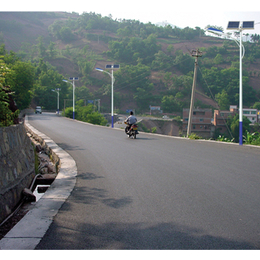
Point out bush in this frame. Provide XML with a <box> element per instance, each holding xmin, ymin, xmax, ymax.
<box><xmin>0</xmin><ymin>88</ymin><xmax>19</xmax><ymax>127</ymax></box>
<box><xmin>151</xmin><ymin>127</ymin><xmax>157</xmax><ymax>133</ymax></box>
<box><xmin>64</xmin><ymin>107</ymin><xmax>75</xmax><ymax>119</ymax></box>
<box><xmin>188</xmin><ymin>133</ymin><xmax>201</xmax><ymax>140</ymax></box>
<box><xmin>86</xmin><ymin>111</ymin><xmax>107</xmax><ymax>126</ymax></box>
<box><xmin>216</xmin><ymin>135</ymin><xmax>234</xmax><ymax>143</ymax></box>
<box><xmin>244</xmin><ymin>131</ymin><xmax>260</xmax><ymax>146</ymax></box>
<box><xmin>64</xmin><ymin>103</ymin><xmax>107</xmax><ymax>126</ymax></box>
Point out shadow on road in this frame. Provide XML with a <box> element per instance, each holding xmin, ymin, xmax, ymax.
<box><xmin>35</xmin><ymin>171</ymin><xmax>257</xmax><ymax>250</ymax></box>
<box><xmin>126</xmin><ymin>136</ymin><xmax>158</xmax><ymax>141</ymax></box>
<box><xmin>56</xmin><ymin>143</ymin><xmax>85</xmax><ymax>151</ymax></box>
<box><xmin>36</xmin><ymin>220</ymin><xmax>257</xmax><ymax>250</ymax></box>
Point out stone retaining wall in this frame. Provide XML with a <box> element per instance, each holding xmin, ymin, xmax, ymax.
<box><xmin>25</xmin><ymin>124</ymin><xmax>60</xmax><ymax>174</ymax></box>
<box><xmin>0</xmin><ymin>122</ymin><xmax>35</xmax><ymax>223</ymax></box>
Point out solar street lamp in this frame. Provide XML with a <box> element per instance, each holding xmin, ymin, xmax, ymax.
<box><xmin>207</xmin><ymin>21</ymin><xmax>254</xmax><ymax>145</ymax></box>
<box><xmin>51</xmin><ymin>88</ymin><xmax>61</xmax><ymax>114</ymax></box>
<box><xmin>63</xmin><ymin>77</ymin><xmax>79</xmax><ymax>120</ymax></box>
<box><xmin>226</xmin><ymin>21</ymin><xmax>254</xmax><ymax>145</ymax></box>
<box><xmin>95</xmin><ymin>65</ymin><xmax>120</xmax><ymax>128</ymax></box>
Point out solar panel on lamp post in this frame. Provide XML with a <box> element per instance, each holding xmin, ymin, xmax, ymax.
<box><xmin>207</xmin><ymin>21</ymin><xmax>254</xmax><ymax>145</ymax></box>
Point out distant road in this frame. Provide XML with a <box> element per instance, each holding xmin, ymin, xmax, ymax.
<box><xmin>28</xmin><ymin>113</ymin><xmax>260</xmax><ymax>249</ymax></box>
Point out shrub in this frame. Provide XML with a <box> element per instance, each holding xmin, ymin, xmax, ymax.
<box><xmin>216</xmin><ymin>135</ymin><xmax>234</xmax><ymax>143</ymax></box>
<box><xmin>151</xmin><ymin>127</ymin><xmax>157</xmax><ymax>133</ymax></box>
<box><xmin>0</xmin><ymin>88</ymin><xmax>19</xmax><ymax>127</ymax></box>
<box><xmin>64</xmin><ymin>107</ymin><xmax>75</xmax><ymax>119</ymax></box>
<box><xmin>64</xmin><ymin>104</ymin><xmax>107</xmax><ymax>126</ymax></box>
<box><xmin>188</xmin><ymin>133</ymin><xmax>201</xmax><ymax>140</ymax></box>
<box><xmin>244</xmin><ymin>131</ymin><xmax>260</xmax><ymax>146</ymax></box>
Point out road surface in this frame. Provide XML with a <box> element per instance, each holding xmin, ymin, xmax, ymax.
<box><xmin>27</xmin><ymin>113</ymin><xmax>260</xmax><ymax>249</ymax></box>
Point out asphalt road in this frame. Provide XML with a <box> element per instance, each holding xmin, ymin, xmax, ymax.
<box><xmin>28</xmin><ymin>113</ymin><xmax>260</xmax><ymax>249</ymax></box>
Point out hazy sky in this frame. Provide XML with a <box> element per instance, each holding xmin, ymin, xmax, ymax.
<box><xmin>2</xmin><ymin>0</ymin><xmax>260</xmax><ymax>34</ymax></box>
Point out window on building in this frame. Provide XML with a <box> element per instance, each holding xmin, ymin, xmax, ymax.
<box><xmin>194</xmin><ymin>111</ymin><xmax>205</xmax><ymax>116</ymax></box>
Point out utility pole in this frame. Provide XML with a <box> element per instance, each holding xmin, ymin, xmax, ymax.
<box><xmin>187</xmin><ymin>49</ymin><xmax>202</xmax><ymax>137</ymax></box>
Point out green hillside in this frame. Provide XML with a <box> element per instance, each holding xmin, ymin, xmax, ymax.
<box><xmin>1</xmin><ymin>11</ymin><xmax>260</xmax><ymax>114</ymax></box>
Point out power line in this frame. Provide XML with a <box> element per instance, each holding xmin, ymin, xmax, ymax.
<box><xmin>197</xmin><ymin>64</ymin><xmax>234</xmax><ymax>139</ymax></box>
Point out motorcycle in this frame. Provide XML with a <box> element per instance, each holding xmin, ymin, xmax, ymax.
<box><xmin>124</xmin><ymin>121</ymin><xmax>139</xmax><ymax>139</ymax></box>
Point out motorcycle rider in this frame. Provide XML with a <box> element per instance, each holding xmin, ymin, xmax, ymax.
<box><xmin>125</xmin><ymin>111</ymin><xmax>137</xmax><ymax>134</ymax></box>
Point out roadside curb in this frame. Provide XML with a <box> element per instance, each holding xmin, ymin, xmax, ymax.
<box><xmin>0</xmin><ymin>117</ymin><xmax>77</xmax><ymax>250</ymax></box>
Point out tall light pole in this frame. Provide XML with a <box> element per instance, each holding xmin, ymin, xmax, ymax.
<box><xmin>207</xmin><ymin>21</ymin><xmax>254</xmax><ymax>145</ymax></box>
<box><xmin>52</xmin><ymin>88</ymin><xmax>61</xmax><ymax>114</ymax></box>
<box><xmin>63</xmin><ymin>77</ymin><xmax>79</xmax><ymax>120</ymax></box>
<box><xmin>95</xmin><ymin>64</ymin><xmax>120</xmax><ymax>128</ymax></box>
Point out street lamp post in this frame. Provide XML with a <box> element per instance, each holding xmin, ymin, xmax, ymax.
<box><xmin>95</xmin><ymin>65</ymin><xmax>120</xmax><ymax>128</ymax></box>
<box><xmin>63</xmin><ymin>77</ymin><xmax>79</xmax><ymax>120</ymax></box>
<box><xmin>207</xmin><ymin>21</ymin><xmax>254</xmax><ymax>145</ymax></box>
<box><xmin>52</xmin><ymin>88</ymin><xmax>61</xmax><ymax>114</ymax></box>
<box><xmin>239</xmin><ymin>26</ymin><xmax>243</xmax><ymax>145</ymax></box>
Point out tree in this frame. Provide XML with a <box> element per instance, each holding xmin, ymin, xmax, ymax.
<box><xmin>107</xmin><ymin>34</ymin><xmax>160</xmax><ymax>64</ymax></box>
<box><xmin>37</xmin><ymin>36</ymin><xmax>47</xmax><ymax>58</ymax></box>
<box><xmin>215</xmin><ymin>89</ymin><xmax>230</xmax><ymax>110</ymax></box>
<box><xmin>48</xmin><ymin>41</ymin><xmax>57</xmax><ymax>59</ymax></box>
<box><xmin>48</xmin><ymin>20</ymin><xmax>64</xmax><ymax>39</ymax></box>
<box><xmin>161</xmin><ymin>95</ymin><xmax>176</xmax><ymax>112</ymax></box>
<box><xmin>0</xmin><ymin>58</ymin><xmax>19</xmax><ymax>126</ymax></box>
<box><xmin>115</xmin><ymin>64</ymin><xmax>151</xmax><ymax>92</ymax></box>
<box><xmin>33</xmin><ymin>61</ymin><xmax>69</xmax><ymax>110</ymax></box>
<box><xmin>174</xmin><ymin>50</ymin><xmax>194</xmax><ymax>74</ymax></box>
<box><xmin>214</xmin><ymin>54</ymin><xmax>224</xmax><ymax>64</ymax></box>
<box><xmin>59</xmin><ymin>27</ymin><xmax>75</xmax><ymax>42</ymax></box>
<box><xmin>201</xmin><ymin>67</ymin><xmax>222</xmax><ymax>96</ymax></box>
<box><xmin>6</xmin><ymin>60</ymin><xmax>35</xmax><ymax>110</ymax></box>
<box><xmin>161</xmin><ymin>92</ymin><xmax>185</xmax><ymax>113</ymax></box>
<box><xmin>171</xmin><ymin>75</ymin><xmax>193</xmax><ymax>95</ymax></box>
<box><xmin>250</xmin><ymin>34</ymin><xmax>260</xmax><ymax>43</ymax></box>
<box><xmin>78</xmin><ymin>59</ymin><xmax>94</xmax><ymax>78</ymax></box>
<box><xmin>75</xmin><ymin>86</ymin><xmax>93</xmax><ymax>101</ymax></box>
<box><xmin>117</xmin><ymin>26</ymin><xmax>133</xmax><ymax>37</ymax></box>
<box><xmin>0</xmin><ymin>87</ymin><xmax>19</xmax><ymax>126</ymax></box>
<box><xmin>152</xmin><ymin>50</ymin><xmax>172</xmax><ymax>70</ymax></box>
<box><xmin>253</xmin><ymin>102</ymin><xmax>260</xmax><ymax>110</ymax></box>
<box><xmin>227</xmin><ymin>114</ymin><xmax>251</xmax><ymax>143</ymax></box>
<box><xmin>133</xmin><ymin>84</ymin><xmax>154</xmax><ymax>112</ymax></box>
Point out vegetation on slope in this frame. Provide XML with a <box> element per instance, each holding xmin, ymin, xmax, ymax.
<box><xmin>1</xmin><ymin>12</ymin><xmax>260</xmax><ymax>134</ymax></box>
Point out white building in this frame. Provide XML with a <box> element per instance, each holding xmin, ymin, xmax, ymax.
<box><xmin>243</xmin><ymin>108</ymin><xmax>258</xmax><ymax>124</ymax></box>
<box><xmin>230</xmin><ymin>105</ymin><xmax>258</xmax><ymax>124</ymax></box>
